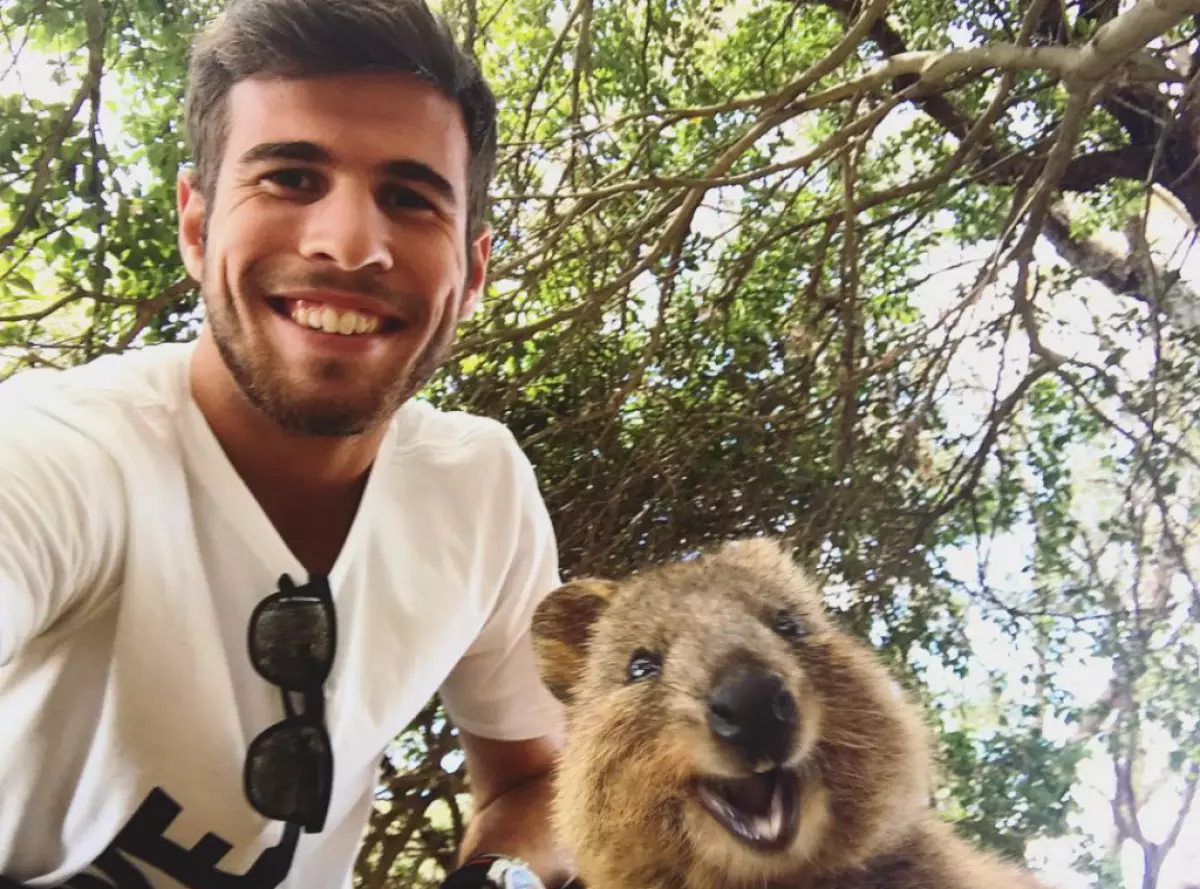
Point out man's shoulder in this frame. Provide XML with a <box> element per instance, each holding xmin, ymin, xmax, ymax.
<box><xmin>383</xmin><ymin>400</ymin><xmax>546</xmax><ymax>511</ymax></box>
<box><xmin>0</xmin><ymin>343</ymin><xmax>191</xmax><ymax>454</ymax></box>
<box><xmin>0</xmin><ymin>342</ymin><xmax>191</xmax><ymax>414</ymax></box>
<box><xmin>390</xmin><ymin>398</ymin><xmax>529</xmax><ymax>463</ymax></box>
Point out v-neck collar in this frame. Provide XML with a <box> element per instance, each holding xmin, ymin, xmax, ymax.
<box><xmin>172</xmin><ymin>353</ymin><xmax>399</xmax><ymax>591</ymax></box>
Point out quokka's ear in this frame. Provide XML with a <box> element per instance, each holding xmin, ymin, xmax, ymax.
<box><xmin>532</xmin><ymin>578</ymin><xmax>617</xmax><ymax>704</ymax></box>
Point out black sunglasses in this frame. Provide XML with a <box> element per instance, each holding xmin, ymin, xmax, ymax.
<box><xmin>244</xmin><ymin>572</ymin><xmax>337</xmax><ymax>834</ymax></box>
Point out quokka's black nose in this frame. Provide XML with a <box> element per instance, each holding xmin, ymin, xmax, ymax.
<box><xmin>707</xmin><ymin>663</ymin><xmax>797</xmax><ymax>767</ymax></box>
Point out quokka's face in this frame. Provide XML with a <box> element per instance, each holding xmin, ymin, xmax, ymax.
<box><xmin>533</xmin><ymin>538</ymin><xmax>929</xmax><ymax>886</ymax></box>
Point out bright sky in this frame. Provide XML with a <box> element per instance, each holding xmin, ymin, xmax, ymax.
<box><xmin>894</xmin><ymin>177</ymin><xmax>1200</xmax><ymax>889</ymax></box>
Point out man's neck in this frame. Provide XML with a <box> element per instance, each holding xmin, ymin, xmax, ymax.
<box><xmin>188</xmin><ymin>333</ymin><xmax>387</xmax><ymax>575</ymax></box>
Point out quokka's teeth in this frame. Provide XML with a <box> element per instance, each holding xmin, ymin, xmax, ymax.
<box><xmin>767</xmin><ymin>782</ymin><xmax>784</xmax><ymax>837</ymax></box>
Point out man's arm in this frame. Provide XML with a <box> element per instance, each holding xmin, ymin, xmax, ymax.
<box><xmin>0</xmin><ymin>391</ymin><xmax>126</xmax><ymax>666</ymax></box>
<box><xmin>456</xmin><ymin>730</ymin><xmax>573</xmax><ymax>889</ymax></box>
<box><xmin>437</xmin><ymin>432</ymin><xmax>573</xmax><ymax>887</ymax></box>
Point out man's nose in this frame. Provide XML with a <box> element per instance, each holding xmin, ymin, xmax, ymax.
<box><xmin>297</xmin><ymin>181</ymin><xmax>393</xmax><ymax>272</ymax></box>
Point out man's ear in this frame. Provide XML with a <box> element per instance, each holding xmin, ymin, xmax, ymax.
<box><xmin>177</xmin><ymin>167</ymin><xmax>207</xmax><ymax>283</ymax></box>
<box><xmin>458</xmin><ymin>223</ymin><xmax>492</xmax><ymax>320</ymax></box>
<box><xmin>531</xmin><ymin>578</ymin><xmax>617</xmax><ymax>704</ymax></box>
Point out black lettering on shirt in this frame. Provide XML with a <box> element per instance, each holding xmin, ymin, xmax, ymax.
<box><xmin>0</xmin><ymin>788</ymin><xmax>298</xmax><ymax>889</ymax></box>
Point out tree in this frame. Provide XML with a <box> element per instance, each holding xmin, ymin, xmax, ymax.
<box><xmin>2</xmin><ymin>0</ymin><xmax>1198</xmax><ymax>886</ymax></box>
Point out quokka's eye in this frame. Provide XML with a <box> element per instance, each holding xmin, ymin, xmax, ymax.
<box><xmin>628</xmin><ymin>648</ymin><xmax>663</xmax><ymax>682</ymax></box>
<box><xmin>772</xmin><ymin>609</ymin><xmax>806</xmax><ymax>643</ymax></box>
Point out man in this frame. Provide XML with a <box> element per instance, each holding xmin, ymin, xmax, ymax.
<box><xmin>0</xmin><ymin>1</ymin><xmax>574</xmax><ymax>887</ymax></box>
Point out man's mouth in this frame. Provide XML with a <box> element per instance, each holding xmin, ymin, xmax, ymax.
<box><xmin>268</xmin><ymin>298</ymin><xmax>402</xmax><ymax>337</ymax></box>
<box><xmin>694</xmin><ymin>768</ymin><xmax>799</xmax><ymax>851</ymax></box>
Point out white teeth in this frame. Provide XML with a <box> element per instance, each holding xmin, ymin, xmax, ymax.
<box><xmin>745</xmin><ymin>789</ymin><xmax>783</xmax><ymax>842</ymax></box>
<box><xmin>767</xmin><ymin>780</ymin><xmax>784</xmax><ymax>837</ymax></box>
<box><xmin>287</xmin><ymin>301</ymin><xmax>382</xmax><ymax>336</ymax></box>
<box><xmin>697</xmin><ymin>775</ymin><xmax>788</xmax><ymax>845</ymax></box>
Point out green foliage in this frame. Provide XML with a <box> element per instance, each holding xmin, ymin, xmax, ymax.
<box><xmin>1076</xmin><ymin>848</ymin><xmax>1129</xmax><ymax>889</ymax></box>
<box><xmin>939</xmin><ymin>727</ymin><xmax>1088</xmax><ymax>861</ymax></box>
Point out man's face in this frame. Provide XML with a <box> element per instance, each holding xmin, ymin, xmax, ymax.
<box><xmin>177</xmin><ymin>71</ymin><xmax>490</xmax><ymax>437</ymax></box>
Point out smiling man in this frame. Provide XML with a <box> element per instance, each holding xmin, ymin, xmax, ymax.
<box><xmin>0</xmin><ymin>2</ymin><xmax>574</xmax><ymax>888</ymax></box>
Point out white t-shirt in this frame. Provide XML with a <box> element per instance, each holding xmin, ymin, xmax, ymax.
<box><xmin>0</xmin><ymin>342</ymin><xmax>565</xmax><ymax>888</ymax></box>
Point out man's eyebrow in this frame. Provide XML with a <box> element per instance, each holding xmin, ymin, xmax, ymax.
<box><xmin>238</xmin><ymin>141</ymin><xmax>330</xmax><ymax>165</ymax></box>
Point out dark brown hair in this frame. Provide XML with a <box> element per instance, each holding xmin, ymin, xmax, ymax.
<box><xmin>184</xmin><ymin>0</ymin><xmax>498</xmax><ymax>239</ymax></box>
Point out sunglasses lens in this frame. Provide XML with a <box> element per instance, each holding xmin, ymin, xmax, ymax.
<box><xmin>250</xmin><ymin>595</ymin><xmax>333</xmax><ymax>688</ymax></box>
<box><xmin>245</xmin><ymin>721</ymin><xmax>332</xmax><ymax>825</ymax></box>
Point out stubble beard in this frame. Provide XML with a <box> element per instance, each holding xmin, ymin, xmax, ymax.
<box><xmin>204</xmin><ymin>264</ymin><xmax>458</xmax><ymax>439</ymax></box>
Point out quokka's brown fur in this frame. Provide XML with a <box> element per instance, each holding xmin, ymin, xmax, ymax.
<box><xmin>532</xmin><ymin>537</ymin><xmax>1051</xmax><ymax>889</ymax></box>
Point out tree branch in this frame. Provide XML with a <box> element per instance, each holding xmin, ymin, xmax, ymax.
<box><xmin>1071</xmin><ymin>0</ymin><xmax>1200</xmax><ymax>85</ymax></box>
<box><xmin>835</xmin><ymin>124</ymin><xmax>865</xmax><ymax>475</ymax></box>
<box><xmin>1055</xmin><ymin>146</ymin><xmax>1156</xmax><ymax>192</ymax></box>
<box><xmin>113</xmin><ymin>278</ymin><xmax>200</xmax><ymax>351</ymax></box>
<box><xmin>915</xmin><ymin>361</ymin><xmax>1056</xmax><ymax>541</ymax></box>
<box><xmin>0</xmin><ymin>291</ymin><xmax>94</xmax><ymax>324</ymax></box>
<box><xmin>1160</xmin><ymin>764</ymin><xmax>1199</xmax><ymax>857</ymax></box>
<box><xmin>1043</xmin><ymin>201</ymin><xmax>1200</xmax><ymax>329</ymax></box>
<box><xmin>809</xmin><ymin>0</ymin><xmax>1178</xmax><ymax>226</ymax></box>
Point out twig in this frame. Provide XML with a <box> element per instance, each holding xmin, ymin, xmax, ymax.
<box><xmin>112</xmin><ymin>278</ymin><xmax>199</xmax><ymax>351</ymax></box>
<box><xmin>835</xmin><ymin>114</ymin><xmax>866</xmax><ymax>475</ymax></box>
<box><xmin>469</xmin><ymin>76</ymin><xmax>913</xmax><ymax>357</ymax></box>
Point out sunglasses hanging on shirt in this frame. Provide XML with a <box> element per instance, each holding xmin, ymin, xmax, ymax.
<box><xmin>244</xmin><ymin>572</ymin><xmax>336</xmax><ymax>834</ymax></box>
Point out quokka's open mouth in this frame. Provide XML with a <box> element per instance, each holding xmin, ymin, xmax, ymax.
<box><xmin>694</xmin><ymin>768</ymin><xmax>799</xmax><ymax>851</ymax></box>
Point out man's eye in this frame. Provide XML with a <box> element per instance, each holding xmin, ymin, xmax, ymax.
<box><xmin>262</xmin><ymin>169</ymin><xmax>318</xmax><ymax>191</ymax></box>
<box><xmin>382</xmin><ymin>186</ymin><xmax>435</xmax><ymax>212</ymax></box>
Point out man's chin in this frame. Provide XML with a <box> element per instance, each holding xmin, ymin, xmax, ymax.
<box><xmin>210</xmin><ymin>317</ymin><xmax>447</xmax><ymax>438</ymax></box>
<box><xmin>231</xmin><ymin>369</ymin><xmax>391</xmax><ymax>438</ymax></box>
<box><xmin>274</xmin><ymin>408</ymin><xmax>376</xmax><ymax>438</ymax></box>
<box><xmin>256</xmin><ymin>388</ymin><xmax>397</xmax><ymax>438</ymax></box>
